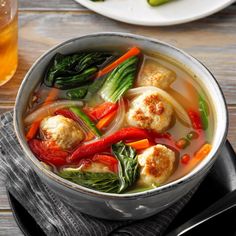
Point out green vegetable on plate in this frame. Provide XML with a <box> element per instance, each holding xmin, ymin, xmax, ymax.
<box><xmin>90</xmin><ymin>0</ymin><xmax>172</xmax><ymax>6</ymax></box>
<box><xmin>147</xmin><ymin>0</ymin><xmax>171</xmax><ymax>6</ymax></box>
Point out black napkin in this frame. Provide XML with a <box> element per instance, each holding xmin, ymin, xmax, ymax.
<box><xmin>0</xmin><ymin>111</ymin><xmax>195</xmax><ymax>236</ymax></box>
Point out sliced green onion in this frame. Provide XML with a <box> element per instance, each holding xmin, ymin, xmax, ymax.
<box><xmin>70</xmin><ymin>106</ymin><xmax>101</xmax><ymax>137</ymax></box>
<box><xmin>199</xmin><ymin>94</ymin><xmax>209</xmax><ymax>130</ymax></box>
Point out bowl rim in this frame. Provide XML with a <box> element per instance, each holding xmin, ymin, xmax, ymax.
<box><xmin>14</xmin><ymin>32</ymin><xmax>228</xmax><ymax>199</ymax></box>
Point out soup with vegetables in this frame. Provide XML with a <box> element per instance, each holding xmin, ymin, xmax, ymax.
<box><xmin>25</xmin><ymin>47</ymin><xmax>213</xmax><ymax>194</ymax></box>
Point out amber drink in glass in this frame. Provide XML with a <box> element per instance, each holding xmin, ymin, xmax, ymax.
<box><xmin>0</xmin><ymin>0</ymin><xmax>18</xmax><ymax>86</ymax></box>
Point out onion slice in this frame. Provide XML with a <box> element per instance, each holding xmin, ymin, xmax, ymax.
<box><xmin>126</xmin><ymin>86</ymin><xmax>191</xmax><ymax>125</ymax></box>
<box><xmin>24</xmin><ymin>100</ymin><xmax>84</xmax><ymax>125</ymax></box>
<box><xmin>103</xmin><ymin>98</ymin><xmax>125</xmax><ymax>137</ymax></box>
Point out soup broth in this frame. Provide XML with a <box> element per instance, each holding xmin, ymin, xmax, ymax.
<box><xmin>24</xmin><ymin>47</ymin><xmax>214</xmax><ymax>194</ymax></box>
<box><xmin>143</xmin><ymin>53</ymin><xmax>214</xmax><ymax>183</ymax></box>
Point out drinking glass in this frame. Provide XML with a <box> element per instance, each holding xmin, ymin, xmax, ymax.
<box><xmin>0</xmin><ymin>0</ymin><xmax>18</xmax><ymax>86</ymax></box>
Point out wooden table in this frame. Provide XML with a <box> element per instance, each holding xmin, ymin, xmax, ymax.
<box><xmin>0</xmin><ymin>0</ymin><xmax>236</xmax><ymax>234</ymax></box>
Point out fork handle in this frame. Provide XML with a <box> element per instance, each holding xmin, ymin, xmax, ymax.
<box><xmin>166</xmin><ymin>189</ymin><xmax>236</xmax><ymax>236</ymax></box>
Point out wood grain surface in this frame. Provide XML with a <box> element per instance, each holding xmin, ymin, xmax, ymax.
<box><xmin>0</xmin><ymin>0</ymin><xmax>236</xmax><ymax>235</ymax></box>
<box><xmin>19</xmin><ymin>0</ymin><xmax>84</xmax><ymax>11</ymax></box>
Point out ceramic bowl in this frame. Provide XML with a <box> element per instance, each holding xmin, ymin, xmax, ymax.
<box><xmin>14</xmin><ymin>33</ymin><xmax>228</xmax><ymax>220</ymax></box>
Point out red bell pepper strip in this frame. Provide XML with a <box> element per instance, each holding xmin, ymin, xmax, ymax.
<box><xmin>188</xmin><ymin>109</ymin><xmax>205</xmax><ymax>146</ymax></box>
<box><xmin>147</xmin><ymin>131</ymin><xmax>176</xmax><ymax>148</ymax></box>
<box><xmin>188</xmin><ymin>110</ymin><xmax>203</xmax><ymax>130</ymax></box>
<box><xmin>55</xmin><ymin>109</ymin><xmax>78</xmax><ymax>122</ymax></box>
<box><xmin>68</xmin><ymin>127</ymin><xmax>150</xmax><ymax>162</ymax></box>
<box><xmin>92</xmin><ymin>154</ymin><xmax>118</xmax><ymax>173</ymax></box>
<box><xmin>28</xmin><ymin>139</ymin><xmax>69</xmax><ymax>166</ymax></box>
<box><xmin>85</xmin><ymin>102</ymin><xmax>118</xmax><ymax>121</ymax></box>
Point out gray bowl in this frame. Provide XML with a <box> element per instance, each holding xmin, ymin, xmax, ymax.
<box><xmin>14</xmin><ymin>33</ymin><xmax>228</xmax><ymax>220</ymax></box>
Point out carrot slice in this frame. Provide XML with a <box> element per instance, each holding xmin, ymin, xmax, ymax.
<box><xmin>194</xmin><ymin>143</ymin><xmax>212</xmax><ymax>160</ymax></box>
<box><xmin>26</xmin><ymin>121</ymin><xmax>41</xmax><ymax>141</ymax></box>
<box><xmin>96</xmin><ymin>110</ymin><xmax>117</xmax><ymax>130</ymax></box>
<box><xmin>96</xmin><ymin>47</ymin><xmax>140</xmax><ymax>79</ymax></box>
<box><xmin>127</xmin><ymin>139</ymin><xmax>150</xmax><ymax>150</ymax></box>
<box><xmin>26</xmin><ymin>88</ymin><xmax>59</xmax><ymax>141</ymax></box>
<box><xmin>44</xmin><ymin>88</ymin><xmax>59</xmax><ymax>104</ymax></box>
<box><xmin>185</xmin><ymin>143</ymin><xmax>212</xmax><ymax>171</ymax></box>
<box><xmin>84</xmin><ymin>109</ymin><xmax>117</xmax><ymax>141</ymax></box>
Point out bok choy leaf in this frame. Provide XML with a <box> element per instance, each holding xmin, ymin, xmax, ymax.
<box><xmin>112</xmin><ymin>141</ymin><xmax>139</xmax><ymax>193</ymax></box>
<box><xmin>59</xmin><ymin>168</ymin><xmax>120</xmax><ymax>193</ymax></box>
<box><xmin>99</xmin><ymin>56</ymin><xmax>139</xmax><ymax>102</ymax></box>
<box><xmin>58</xmin><ymin>142</ymin><xmax>139</xmax><ymax>193</ymax></box>
<box><xmin>44</xmin><ymin>52</ymin><xmax>112</xmax><ymax>89</ymax></box>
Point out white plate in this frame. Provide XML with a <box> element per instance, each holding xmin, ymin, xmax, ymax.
<box><xmin>74</xmin><ymin>0</ymin><xmax>235</xmax><ymax>26</ymax></box>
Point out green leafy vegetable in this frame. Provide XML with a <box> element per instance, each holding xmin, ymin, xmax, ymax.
<box><xmin>59</xmin><ymin>168</ymin><xmax>120</xmax><ymax>193</ymax></box>
<box><xmin>66</xmin><ymin>71</ymin><xmax>109</xmax><ymax>100</ymax></box>
<box><xmin>44</xmin><ymin>52</ymin><xmax>111</xmax><ymax>89</ymax></box>
<box><xmin>44</xmin><ymin>53</ymin><xmax>83</xmax><ymax>87</ymax></box>
<box><xmin>66</xmin><ymin>87</ymin><xmax>88</xmax><ymax>100</ymax></box>
<box><xmin>54</xmin><ymin>67</ymin><xmax>97</xmax><ymax>90</ymax></box>
<box><xmin>199</xmin><ymin>94</ymin><xmax>209</xmax><ymax>130</ymax></box>
<box><xmin>58</xmin><ymin>142</ymin><xmax>139</xmax><ymax>193</ymax></box>
<box><xmin>99</xmin><ymin>56</ymin><xmax>139</xmax><ymax>102</ymax></box>
<box><xmin>83</xmin><ymin>75</ymin><xmax>108</xmax><ymax>105</ymax></box>
<box><xmin>87</xmin><ymin>75</ymin><xmax>107</xmax><ymax>96</ymax></box>
<box><xmin>112</xmin><ymin>141</ymin><xmax>139</xmax><ymax>193</ymax></box>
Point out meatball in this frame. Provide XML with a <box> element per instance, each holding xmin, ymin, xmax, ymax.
<box><xmin>126</xmin><ymin>91</ymin><xmax>173</xmax><ymax>132</ymax></box>
<box><xmin>138</xmin><ymin>144</ymin><xmax>175</xmax><ymax>187</ymax></box>
<box><xmin>79</xmin><ymin>162</ymin><xmax>111</xmax><ymax>173</ymax></box>
<box><xmin>137</xmin><ymin>60</ymin><xmax>176</xmax><ymax>89</ymax></box>
<box><xmin>40</xmin><ymin>115</ymin><xmax>84</xmax><ymax>150</ymax></box>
